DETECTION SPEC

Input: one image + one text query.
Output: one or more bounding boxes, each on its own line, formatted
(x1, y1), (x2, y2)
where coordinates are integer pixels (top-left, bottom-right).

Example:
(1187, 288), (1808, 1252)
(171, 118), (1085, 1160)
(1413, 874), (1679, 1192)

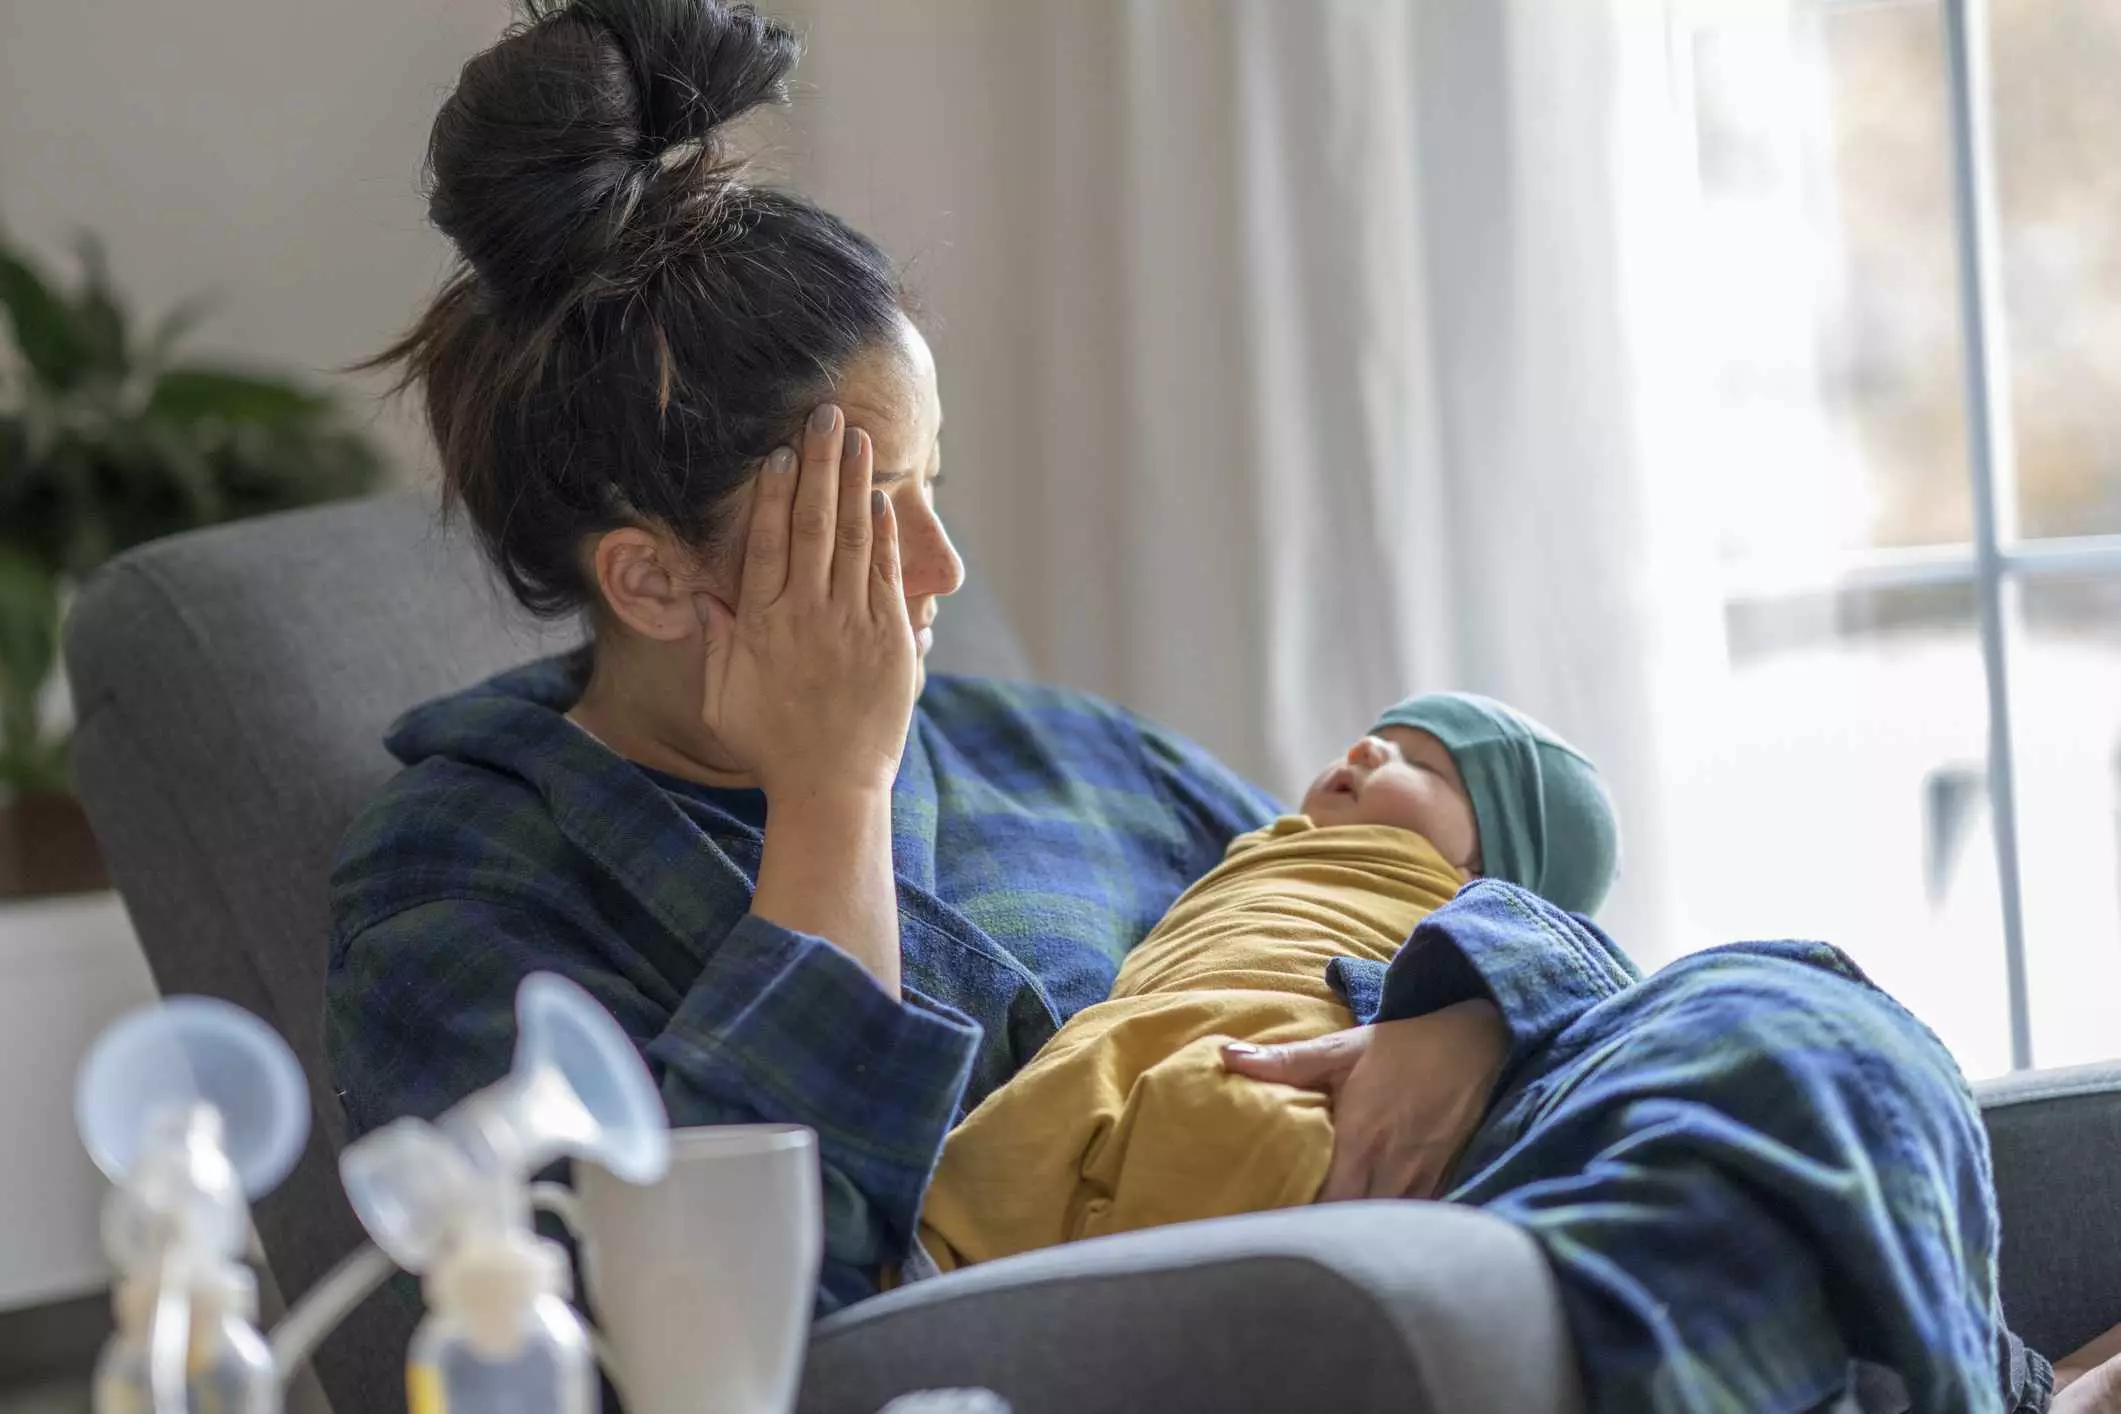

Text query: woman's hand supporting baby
(1222, 1001), (1509, 1201)
(698, 402), (919, 995)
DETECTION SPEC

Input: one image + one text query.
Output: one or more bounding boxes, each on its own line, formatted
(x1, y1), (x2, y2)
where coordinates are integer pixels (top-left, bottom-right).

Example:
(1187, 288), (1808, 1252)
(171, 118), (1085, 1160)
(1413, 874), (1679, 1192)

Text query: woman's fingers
(790, 402), (844, 597)
(694, 591), (735, 654)
(1225, 1032), (1371, 1200)
(868, 486), (907, 622)
(740, 446), (798, 609)
(1317, 1127), (1379, 1204)
(693, 592), (736, 710)
(832, 428), (874, 601)
(1320, 1099), (1436, 1201)
(1368, 1139), (1441, 1201)
(1220, 1029), (1364, 1093)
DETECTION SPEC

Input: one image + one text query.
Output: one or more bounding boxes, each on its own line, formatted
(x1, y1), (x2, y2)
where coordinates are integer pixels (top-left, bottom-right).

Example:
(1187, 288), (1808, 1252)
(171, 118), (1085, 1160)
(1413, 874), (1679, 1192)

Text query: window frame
(1688, 0), (2121, 1067)
(1938, 0), (2121, 1067)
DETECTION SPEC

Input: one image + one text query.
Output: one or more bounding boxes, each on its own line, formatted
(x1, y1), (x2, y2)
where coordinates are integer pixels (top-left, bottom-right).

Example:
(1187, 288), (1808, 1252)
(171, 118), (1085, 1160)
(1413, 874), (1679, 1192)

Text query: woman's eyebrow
(874, 432), (942, 485)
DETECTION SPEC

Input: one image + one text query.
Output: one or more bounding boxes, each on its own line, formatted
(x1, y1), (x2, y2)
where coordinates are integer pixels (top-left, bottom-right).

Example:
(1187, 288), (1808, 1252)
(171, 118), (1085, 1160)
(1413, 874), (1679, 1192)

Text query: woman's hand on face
(1221, 1000), (1509, 1202)
(696, 404), (918, 803)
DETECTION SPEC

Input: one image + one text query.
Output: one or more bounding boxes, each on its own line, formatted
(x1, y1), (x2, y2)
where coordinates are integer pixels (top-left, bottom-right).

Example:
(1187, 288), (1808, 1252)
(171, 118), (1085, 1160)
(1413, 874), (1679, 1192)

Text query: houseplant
(0, 231), (383, 896)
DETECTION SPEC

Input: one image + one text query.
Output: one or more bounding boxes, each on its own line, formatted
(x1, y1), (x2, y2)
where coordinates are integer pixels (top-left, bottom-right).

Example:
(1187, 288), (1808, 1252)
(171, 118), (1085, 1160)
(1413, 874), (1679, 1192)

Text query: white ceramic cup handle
(529, 1181), (584, 1238)
(527, 1183), (630, 1400)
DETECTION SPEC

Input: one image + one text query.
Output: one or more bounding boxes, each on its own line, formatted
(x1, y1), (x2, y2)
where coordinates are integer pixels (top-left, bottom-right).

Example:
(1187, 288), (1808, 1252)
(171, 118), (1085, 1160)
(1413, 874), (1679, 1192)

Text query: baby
(915, 692), (1619, 1272)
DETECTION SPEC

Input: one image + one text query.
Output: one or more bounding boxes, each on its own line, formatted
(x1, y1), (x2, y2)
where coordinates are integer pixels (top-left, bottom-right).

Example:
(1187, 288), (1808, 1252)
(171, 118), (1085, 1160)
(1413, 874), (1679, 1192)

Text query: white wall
(0, 0), (519, 482)
(0, 896), (155, 1309)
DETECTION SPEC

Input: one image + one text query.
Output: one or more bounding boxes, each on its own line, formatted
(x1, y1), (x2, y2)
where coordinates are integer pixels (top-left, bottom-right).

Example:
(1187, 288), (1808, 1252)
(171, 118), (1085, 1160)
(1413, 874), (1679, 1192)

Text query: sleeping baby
(915, 691), (1620, 1271)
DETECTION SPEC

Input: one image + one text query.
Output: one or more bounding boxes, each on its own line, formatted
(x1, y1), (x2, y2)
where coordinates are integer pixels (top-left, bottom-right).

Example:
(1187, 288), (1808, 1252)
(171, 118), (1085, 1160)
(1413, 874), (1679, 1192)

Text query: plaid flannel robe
(325, 655), (1279, 1311)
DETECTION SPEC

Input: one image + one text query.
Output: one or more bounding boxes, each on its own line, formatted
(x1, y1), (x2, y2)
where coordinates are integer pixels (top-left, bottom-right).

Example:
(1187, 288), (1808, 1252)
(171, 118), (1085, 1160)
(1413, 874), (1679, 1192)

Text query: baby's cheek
(1366, 781), (1437, 835)
(1442, 803), (1482, 867)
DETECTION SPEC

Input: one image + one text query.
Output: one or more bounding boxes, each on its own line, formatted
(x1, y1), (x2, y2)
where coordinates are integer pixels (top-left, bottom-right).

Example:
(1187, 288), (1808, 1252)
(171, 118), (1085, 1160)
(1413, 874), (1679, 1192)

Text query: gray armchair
(62, 494), (2121, 1414)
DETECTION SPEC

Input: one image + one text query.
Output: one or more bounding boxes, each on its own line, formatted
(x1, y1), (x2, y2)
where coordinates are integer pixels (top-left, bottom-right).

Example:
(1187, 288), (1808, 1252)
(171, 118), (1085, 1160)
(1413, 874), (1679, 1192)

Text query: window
(1671, 0), (2121, 1074)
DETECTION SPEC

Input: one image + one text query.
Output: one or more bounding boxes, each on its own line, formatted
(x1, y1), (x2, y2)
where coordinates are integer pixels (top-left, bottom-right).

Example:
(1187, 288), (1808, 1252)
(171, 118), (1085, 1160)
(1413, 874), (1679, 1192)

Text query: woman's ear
(589, 527), (705, 642)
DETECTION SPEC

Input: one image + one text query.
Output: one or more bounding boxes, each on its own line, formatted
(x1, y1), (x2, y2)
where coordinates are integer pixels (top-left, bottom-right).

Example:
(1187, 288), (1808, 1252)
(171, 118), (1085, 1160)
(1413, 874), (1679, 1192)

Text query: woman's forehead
(834, 319), (940, 470)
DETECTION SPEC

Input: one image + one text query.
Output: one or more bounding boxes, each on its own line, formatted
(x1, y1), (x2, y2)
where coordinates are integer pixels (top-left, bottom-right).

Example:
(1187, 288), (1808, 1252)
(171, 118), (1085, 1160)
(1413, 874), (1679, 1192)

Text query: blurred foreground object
(76, 995), (310, 1414)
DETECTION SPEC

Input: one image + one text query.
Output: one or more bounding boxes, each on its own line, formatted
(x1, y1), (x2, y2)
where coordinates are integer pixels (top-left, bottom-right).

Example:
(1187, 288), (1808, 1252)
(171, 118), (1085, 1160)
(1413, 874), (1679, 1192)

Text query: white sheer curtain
(771, 0), (1712, 959)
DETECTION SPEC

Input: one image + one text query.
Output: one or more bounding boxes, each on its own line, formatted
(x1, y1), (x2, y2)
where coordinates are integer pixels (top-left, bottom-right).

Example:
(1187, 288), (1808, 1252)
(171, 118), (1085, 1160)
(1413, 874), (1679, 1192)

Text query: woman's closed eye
(873, 467), (944, 501)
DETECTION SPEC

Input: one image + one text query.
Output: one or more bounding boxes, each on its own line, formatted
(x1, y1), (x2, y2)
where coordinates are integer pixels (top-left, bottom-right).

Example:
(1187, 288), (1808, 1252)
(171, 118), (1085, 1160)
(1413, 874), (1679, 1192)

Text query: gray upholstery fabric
(1977, 1061), (2121, 1361)
(65, 494), (581, 1414)
(800, 1203), (1584, 1414)
(61, 490), (2121, 1414)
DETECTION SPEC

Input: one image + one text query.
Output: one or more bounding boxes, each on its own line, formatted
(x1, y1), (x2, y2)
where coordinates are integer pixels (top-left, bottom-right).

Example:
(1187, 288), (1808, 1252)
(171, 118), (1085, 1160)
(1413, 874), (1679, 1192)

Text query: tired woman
(326, 2), (2121, 1410)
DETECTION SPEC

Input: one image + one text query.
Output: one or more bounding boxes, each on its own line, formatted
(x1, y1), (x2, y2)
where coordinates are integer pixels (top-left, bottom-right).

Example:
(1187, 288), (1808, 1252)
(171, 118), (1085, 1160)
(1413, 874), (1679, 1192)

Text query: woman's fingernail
(810, 403), (838, 434)
(768, 447), (794, 474)
(1222, 1042), (1262, 1058)
(871, 488), (887, 516)
(845, 428), (868, 463)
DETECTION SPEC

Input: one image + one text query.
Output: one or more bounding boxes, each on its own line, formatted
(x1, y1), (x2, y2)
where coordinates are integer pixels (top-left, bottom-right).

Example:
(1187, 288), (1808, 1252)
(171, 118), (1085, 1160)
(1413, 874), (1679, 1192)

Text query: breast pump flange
(338, 973), (672, 1414)
(75, 996), (311, 1414)
(74, 973), (670, 1414)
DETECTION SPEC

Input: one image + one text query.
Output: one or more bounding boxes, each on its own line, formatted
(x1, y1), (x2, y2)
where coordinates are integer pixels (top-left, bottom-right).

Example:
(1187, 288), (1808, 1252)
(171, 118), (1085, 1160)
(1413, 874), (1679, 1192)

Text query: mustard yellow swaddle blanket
(918, 815), (1465, 1272)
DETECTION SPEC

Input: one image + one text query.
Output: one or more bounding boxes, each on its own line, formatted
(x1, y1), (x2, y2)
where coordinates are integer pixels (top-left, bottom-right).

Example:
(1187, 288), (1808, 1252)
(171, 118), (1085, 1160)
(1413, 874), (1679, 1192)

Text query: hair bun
(425, 0), (800, 311)
(573, 0), (798, 150)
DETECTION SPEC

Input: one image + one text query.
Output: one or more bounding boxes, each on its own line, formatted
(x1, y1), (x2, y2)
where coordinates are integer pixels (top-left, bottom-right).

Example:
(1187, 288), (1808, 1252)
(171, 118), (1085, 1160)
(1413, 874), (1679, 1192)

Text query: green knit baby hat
(1370, 692), (1620, 916)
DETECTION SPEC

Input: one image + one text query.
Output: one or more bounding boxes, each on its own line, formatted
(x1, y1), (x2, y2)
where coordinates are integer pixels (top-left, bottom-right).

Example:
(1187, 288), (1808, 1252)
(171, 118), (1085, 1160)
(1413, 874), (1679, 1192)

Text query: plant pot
(0, 792), (111, 900)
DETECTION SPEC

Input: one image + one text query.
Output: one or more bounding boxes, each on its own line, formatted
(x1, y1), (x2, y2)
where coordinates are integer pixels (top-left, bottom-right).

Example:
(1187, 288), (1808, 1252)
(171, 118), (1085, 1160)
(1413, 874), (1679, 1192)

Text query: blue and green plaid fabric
(1353, 880), (2051, 1414)
(331, 654), (2051, 1407)
(324, 654), (1278, 1311)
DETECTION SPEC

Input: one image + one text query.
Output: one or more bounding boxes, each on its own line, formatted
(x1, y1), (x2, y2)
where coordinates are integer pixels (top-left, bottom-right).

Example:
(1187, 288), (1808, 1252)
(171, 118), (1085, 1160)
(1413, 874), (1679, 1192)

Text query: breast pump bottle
(338, 973), (671, 1414)
(74, 998), (311, 1414)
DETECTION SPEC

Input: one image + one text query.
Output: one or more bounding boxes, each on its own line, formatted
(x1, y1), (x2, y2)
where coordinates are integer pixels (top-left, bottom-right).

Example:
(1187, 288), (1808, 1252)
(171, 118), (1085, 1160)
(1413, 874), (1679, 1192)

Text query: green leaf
(69, 232), (130, 383)
(0, 246), (88, 390)
(42, 439), (111, 577)
(148, 366), (330, 426)
(0, 230), (387, 595)
(0, 550), (55, 686)
(0, 413), (23, 497)
(135, 416), (226, 525)
(141, 293), (218, 373)
(0, 549), (60, 795)
(0, 729), (71, 797)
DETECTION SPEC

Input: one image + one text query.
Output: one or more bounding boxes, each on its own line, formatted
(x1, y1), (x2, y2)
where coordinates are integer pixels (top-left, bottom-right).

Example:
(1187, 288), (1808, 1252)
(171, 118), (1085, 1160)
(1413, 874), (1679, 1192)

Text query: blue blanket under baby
(1331, 882), (2047, 1414)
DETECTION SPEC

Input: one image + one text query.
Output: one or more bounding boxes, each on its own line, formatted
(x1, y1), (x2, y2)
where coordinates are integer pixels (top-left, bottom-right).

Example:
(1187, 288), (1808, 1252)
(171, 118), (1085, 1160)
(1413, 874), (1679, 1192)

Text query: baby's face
(1299, 726), (1483, 874)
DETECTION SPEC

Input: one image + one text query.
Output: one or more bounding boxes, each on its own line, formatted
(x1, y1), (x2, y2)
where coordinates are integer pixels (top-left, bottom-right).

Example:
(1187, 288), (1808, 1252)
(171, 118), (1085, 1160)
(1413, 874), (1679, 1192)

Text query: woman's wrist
(751, 781), (902, 995)
(763, 777), (895, 825)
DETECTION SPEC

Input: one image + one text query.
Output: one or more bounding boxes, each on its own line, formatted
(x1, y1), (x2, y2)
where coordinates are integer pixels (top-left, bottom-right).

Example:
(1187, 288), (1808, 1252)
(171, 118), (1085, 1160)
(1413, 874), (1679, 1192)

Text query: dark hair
(367, 0), (905, 616)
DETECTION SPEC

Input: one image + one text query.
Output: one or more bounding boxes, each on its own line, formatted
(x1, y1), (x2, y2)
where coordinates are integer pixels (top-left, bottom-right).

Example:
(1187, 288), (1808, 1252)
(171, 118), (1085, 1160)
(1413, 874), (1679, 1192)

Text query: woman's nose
(1347, 737), (1388, 770)
(900, 499), (965, 601)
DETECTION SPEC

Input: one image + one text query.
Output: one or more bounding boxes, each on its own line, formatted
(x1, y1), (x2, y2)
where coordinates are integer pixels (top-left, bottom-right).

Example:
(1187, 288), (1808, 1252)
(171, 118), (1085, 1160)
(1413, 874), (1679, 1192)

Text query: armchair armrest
(798, 1202), (1582, 1414)
(1979, 1061), (2121, 1360)
(791, 1063), (2121, 1413)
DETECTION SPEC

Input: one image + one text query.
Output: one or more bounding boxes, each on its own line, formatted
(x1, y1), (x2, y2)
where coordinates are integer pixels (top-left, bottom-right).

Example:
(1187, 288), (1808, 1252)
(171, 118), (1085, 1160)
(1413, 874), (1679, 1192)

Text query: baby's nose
(1347, 737), (1389, 769)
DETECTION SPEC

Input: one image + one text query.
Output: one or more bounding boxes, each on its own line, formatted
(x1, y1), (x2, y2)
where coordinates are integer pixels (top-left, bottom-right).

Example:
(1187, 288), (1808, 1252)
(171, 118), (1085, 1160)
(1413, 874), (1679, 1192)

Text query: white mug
(547, 1124), (822, 1414)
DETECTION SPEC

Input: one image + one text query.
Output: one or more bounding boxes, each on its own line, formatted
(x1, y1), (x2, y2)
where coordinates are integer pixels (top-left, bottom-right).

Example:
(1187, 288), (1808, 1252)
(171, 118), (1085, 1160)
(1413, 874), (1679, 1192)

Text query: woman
(327, 1), (2119, 1409)
(327, 0), (1288, 1317)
